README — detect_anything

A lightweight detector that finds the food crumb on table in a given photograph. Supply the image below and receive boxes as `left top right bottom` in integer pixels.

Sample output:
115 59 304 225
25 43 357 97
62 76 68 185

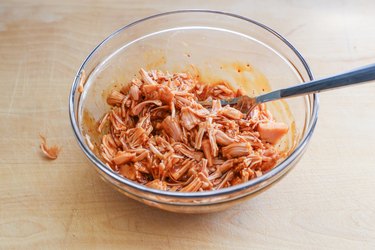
39 134 60 160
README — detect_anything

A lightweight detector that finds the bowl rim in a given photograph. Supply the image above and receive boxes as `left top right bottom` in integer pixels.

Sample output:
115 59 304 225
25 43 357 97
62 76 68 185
69 9 319 199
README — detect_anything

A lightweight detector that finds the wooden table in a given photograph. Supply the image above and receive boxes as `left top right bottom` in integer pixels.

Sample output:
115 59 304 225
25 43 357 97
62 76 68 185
1 1 375 248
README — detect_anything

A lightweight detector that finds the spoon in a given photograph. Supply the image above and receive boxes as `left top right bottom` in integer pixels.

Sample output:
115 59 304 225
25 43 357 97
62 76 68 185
200 63 375 113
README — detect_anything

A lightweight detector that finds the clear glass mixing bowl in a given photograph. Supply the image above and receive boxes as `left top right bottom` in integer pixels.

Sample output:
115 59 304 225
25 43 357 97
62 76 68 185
69 10 318 213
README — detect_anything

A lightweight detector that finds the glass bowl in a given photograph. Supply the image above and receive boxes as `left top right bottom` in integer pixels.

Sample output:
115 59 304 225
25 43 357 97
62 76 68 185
69 10 318 213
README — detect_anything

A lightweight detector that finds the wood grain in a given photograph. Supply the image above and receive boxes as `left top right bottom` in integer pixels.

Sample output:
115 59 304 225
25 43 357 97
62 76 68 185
1 0 375 249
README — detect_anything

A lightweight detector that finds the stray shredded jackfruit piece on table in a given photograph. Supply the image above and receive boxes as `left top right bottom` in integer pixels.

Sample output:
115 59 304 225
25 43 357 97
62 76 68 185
39 135 60 160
